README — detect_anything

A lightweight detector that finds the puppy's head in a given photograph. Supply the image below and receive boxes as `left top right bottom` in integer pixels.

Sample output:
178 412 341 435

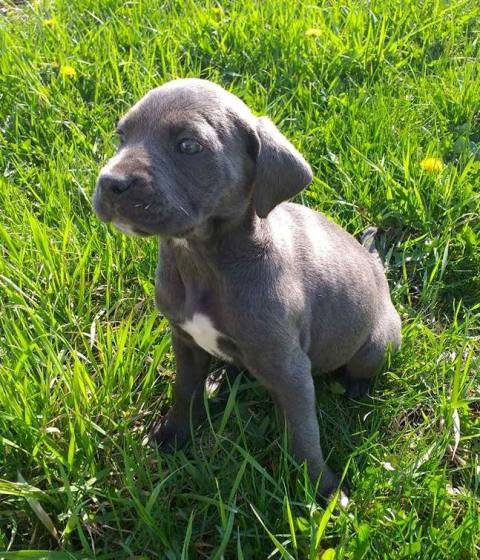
92 78 312 238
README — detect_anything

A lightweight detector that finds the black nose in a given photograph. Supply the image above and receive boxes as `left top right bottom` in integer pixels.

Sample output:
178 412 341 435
98 174 132 194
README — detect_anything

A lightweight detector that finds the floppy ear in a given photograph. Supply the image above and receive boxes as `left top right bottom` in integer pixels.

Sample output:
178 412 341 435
253 117 313 218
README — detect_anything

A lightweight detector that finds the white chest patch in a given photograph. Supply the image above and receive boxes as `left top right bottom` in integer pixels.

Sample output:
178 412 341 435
180 313 232 361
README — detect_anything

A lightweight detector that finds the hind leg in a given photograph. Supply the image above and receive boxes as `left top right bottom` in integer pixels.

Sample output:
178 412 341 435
339 312 401 398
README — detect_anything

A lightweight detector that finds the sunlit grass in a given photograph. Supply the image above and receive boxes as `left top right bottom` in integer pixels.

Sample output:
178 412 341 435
0 0 479 558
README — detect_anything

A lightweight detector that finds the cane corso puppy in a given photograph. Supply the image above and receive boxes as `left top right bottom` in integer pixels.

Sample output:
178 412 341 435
92 78 401 500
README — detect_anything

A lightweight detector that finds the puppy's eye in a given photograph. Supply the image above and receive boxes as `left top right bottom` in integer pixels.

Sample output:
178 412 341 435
178 138 203 154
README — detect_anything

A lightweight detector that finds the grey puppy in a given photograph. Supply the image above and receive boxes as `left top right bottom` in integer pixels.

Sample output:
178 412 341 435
92 78 401 499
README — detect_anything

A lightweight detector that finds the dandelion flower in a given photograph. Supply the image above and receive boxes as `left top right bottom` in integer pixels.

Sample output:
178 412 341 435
59 65 77 78
43 17 57 28
305 28 321 37
420 157 444 173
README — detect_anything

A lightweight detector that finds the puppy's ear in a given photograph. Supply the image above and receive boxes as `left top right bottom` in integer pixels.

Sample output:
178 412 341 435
253 117 313 218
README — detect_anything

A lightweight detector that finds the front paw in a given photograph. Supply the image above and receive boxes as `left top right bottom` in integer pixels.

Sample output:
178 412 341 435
316 468 349 507
149 410 189 452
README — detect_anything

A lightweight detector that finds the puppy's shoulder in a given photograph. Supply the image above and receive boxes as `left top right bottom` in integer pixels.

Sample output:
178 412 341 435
268 202 343 249
279 202 343 233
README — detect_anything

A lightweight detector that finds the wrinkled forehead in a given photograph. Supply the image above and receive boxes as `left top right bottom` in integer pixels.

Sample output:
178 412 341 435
117 80 253 135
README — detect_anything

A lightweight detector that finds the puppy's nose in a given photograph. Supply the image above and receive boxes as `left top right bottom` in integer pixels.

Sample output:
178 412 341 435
98 174 132 194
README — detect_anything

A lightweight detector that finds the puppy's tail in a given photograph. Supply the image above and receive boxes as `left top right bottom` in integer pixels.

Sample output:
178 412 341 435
360 226 384 267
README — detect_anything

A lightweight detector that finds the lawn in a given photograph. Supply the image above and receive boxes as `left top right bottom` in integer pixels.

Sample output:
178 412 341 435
0 0 479 558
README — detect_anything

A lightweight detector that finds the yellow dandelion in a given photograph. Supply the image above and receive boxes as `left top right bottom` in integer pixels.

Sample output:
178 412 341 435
59 65 77 78
420 157 444 173
305 28 321 37
43 17 57 28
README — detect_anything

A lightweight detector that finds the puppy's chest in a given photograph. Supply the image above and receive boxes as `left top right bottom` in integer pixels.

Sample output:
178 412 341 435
180 312 235 362
156 276 238 362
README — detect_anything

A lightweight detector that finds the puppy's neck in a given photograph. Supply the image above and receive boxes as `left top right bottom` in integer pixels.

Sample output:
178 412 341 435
167 204 269 263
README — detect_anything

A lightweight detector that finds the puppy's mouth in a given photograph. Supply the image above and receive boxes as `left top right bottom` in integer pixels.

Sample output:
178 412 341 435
111 220 152 237
111 219 195 239
93 191 199 238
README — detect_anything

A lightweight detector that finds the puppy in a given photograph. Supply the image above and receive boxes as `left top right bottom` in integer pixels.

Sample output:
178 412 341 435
92 79 401 499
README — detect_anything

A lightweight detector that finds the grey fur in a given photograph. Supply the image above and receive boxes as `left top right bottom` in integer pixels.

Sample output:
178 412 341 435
92 78 401 499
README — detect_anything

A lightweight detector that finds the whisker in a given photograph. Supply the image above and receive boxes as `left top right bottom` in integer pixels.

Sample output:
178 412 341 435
178 205 190 217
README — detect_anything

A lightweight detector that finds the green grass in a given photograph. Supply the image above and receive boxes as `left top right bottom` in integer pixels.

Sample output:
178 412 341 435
1 0 479 558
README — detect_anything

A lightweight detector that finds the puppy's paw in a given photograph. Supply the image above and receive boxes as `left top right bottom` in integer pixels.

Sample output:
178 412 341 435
148 411 189 453
317 469 349 507
337 370 372 398
344 378 371 398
